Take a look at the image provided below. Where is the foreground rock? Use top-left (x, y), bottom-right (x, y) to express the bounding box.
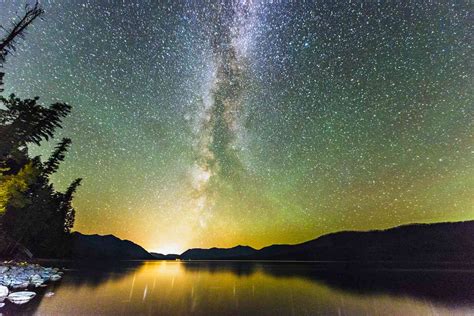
top-left (0, 262), bottom-right (63, 307)
top-left (0, 285), bottom-right (8, 297)
top-left (7, 291), bottom-right (36, 305)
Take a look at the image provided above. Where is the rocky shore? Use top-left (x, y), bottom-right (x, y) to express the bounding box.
top-left (0, 262), bottom-right (62, 307)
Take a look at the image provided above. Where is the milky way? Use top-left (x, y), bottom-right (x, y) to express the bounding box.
top-left (0, 1), bottom-right (472, 253)
top-left (189, 1), bottom-right (258, 229)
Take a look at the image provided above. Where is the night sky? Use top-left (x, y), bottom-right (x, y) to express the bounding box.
top-left (1, 1), bottom-right (472, 254)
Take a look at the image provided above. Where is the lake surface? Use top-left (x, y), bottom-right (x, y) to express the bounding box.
top-left (3, 260), bottom-right (474, 315)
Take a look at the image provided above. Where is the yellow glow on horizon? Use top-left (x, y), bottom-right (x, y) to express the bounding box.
top-left (152, 243), bottom-right (184, 255)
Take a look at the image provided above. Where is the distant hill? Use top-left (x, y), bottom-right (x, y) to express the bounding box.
top-left (178, 221), bottom-right (474, 262)
top-left (71, 232), bottom-right (154, 260)
top-left (150, 252), bottom-right (179, 260)
top-left (180, 245), bottom-right (256, 260)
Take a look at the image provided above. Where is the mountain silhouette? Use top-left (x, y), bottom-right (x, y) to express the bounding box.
top-left (178, 221), bottom-right (474, 262)
top-left (150, 252), bottom-right (180, 260)
top-left (71, 232), bottom-right (154, 260)
top-left (180, 245), bottom-right (256, 260)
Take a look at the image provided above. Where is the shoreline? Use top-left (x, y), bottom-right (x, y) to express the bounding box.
top-left (0, 261), bottom-right (63, 307)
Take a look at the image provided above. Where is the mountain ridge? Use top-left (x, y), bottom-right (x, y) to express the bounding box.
top-left (70, 220), bottom-right (474, 262)
top-left (71, 232), bottom-right (154, 260)
top-left (177, 220), bottom-right (474, 262)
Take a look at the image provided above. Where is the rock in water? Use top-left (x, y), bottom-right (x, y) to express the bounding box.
top-left (30, 274), bottom-right (44, 287)
top-left (7, 291), bottom-right (36, 305)
top-left (50, 274), bottom-right (62, 281)
top-left (0, 262), bottom-right (64, 306)
top-left (11, 280), bottom-right (29, 289)
top-left (0, 285), bottom-right (8, 298)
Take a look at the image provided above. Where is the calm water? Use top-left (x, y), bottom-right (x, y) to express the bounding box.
top-left (3, 261), bottom-right (474, 315)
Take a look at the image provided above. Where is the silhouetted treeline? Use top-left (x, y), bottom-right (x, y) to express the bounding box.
top-left (0, 2), bottom-right (82, 258)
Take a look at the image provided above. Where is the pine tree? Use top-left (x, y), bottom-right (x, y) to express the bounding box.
top-left (0, 95), bottom-right (71, 159)
top-left (42, 138), bottom-right (72, 176)
top-left (61, 178), bottom-right (82, 233)
top-left (0, 2), bottom-right (82, 258)
top-left (0, 2), bottom-right (43, 91)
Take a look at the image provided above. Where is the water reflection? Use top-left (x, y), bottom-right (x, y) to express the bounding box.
top-left (61, 260), bottom-right (145, 287)
top-left (2, 261), bottom-right (474, 315)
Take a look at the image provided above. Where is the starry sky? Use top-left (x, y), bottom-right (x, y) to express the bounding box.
top-left (1, 0), bottom-right (472, 254)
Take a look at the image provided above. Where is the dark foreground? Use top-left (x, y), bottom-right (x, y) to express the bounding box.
top-left (3, 260), bottom-right (474, 315)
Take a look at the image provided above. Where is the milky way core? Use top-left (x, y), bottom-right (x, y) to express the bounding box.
top-left (189, 2), bottom-right (257, 230)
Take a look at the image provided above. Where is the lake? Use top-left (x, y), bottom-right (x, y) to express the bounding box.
top-left (3, 260), bottom-right (474, 315)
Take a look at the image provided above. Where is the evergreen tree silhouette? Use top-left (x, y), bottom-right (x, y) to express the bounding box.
top-left (0, 2), bottom-right (43, 91)
top-left (0, 2), bottom-right (82, 258)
